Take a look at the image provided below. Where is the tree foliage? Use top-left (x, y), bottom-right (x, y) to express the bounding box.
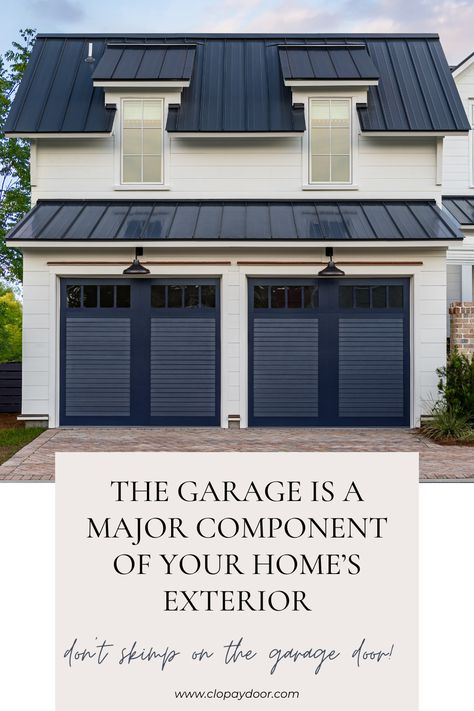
top-left (0, 29), bottom-right (36, 284)
top-left (0, 282), bottom-right (22, 361)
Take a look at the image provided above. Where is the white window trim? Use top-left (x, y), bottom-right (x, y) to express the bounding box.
top-left (302, 95), bottom-right (359, 190)
top-left (115, 96), bottom-right (169, 189)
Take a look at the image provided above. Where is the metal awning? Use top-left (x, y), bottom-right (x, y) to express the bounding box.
top-left (279, 44), bottom-right (379, 81)
top-left (92, 42), bottom-right (196, 82)
top-left (7, 199), bottom-right (463, 242)
top-left (443, 196), bottom-right (474, 225)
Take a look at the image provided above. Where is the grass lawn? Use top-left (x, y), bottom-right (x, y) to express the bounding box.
top-left (0, 426), bottom-right (45, 466)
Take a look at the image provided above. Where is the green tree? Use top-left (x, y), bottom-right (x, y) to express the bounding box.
top-left (0, 282), bottom-right (22, 361)
top-left (0, 29), bottom-right (36, 284)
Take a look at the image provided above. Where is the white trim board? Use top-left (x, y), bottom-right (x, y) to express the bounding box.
top-left (94, 80), bottom-right (190, 89)
top-left (13, 240), bottom-right (457, 249)
top-left (5, 132), bottom-right (114, 139)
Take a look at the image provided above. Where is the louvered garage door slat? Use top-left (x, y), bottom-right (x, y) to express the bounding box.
top-left (253, 319), bottom-right (319, 418)
top-left (65, 318), bottom-right (131, 417)
top-left (338, 319), bottom-right (405, 417)
top-left (150, 318), bottom-right (216, 417)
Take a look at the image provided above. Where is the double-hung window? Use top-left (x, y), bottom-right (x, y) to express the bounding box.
top-left (121, 99), bottom-right (163, 184)
top-left (310, 98), bottom-right (351, 184)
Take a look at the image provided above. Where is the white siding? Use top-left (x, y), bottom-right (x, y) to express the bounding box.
top-left (32, 133), bottom-right (439, 201)
top-left (443, 60), bottom-right (474, 195)
top-left (21, 254), bottom-right (51, 415)
top-left (444, 61), bottom-right (474, 301)
top-left (21, 245), bottom-right (447, 427)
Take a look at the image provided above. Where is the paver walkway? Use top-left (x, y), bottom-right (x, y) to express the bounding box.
top-left (0, 427), bottom-right (472, 481)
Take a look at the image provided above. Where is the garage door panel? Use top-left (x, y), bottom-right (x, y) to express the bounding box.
top-left (252, 318), bottom-right (319, 419)
top-left (338, 318), bottom-right (405, 418)
top-left (65, 318), bottom-right (131, 417)
top-left (150, 318), bottom-right (216, 419)
top-left (249, 278), bottom-right (409, 427)
top-left (61, 280), bottom-right (219, 426)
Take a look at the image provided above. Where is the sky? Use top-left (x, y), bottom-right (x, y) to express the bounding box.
top-left (0, 0), bottom-right (472, 65)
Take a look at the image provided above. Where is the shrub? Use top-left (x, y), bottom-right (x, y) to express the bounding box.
top-left (422, 402), bottom-right (474, 442)
top-left (437, 350), bottom-right (474, 424)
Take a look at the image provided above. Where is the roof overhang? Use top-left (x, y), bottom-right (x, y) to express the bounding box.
top-left (15, 240), bottom-right (456, 250)
top-left (359, 130), bottom-right (469, 137)
top-left (4, 132), bottom-right (114, 139)
top-left (165, 131), bottom-right (305, 137)
top-left (7, 199), bottom-right (463, 243)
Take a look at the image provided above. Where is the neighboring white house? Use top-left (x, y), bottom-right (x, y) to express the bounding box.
top-left (443, 51), bottom-right (474, 323)
top-left (4, 33), bottom-right (470, 429)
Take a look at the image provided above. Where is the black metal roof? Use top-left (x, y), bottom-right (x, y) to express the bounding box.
top-left (7, 199), bottom-right (463, 242)
top-left (4, 34), bottom-right (470, 134)
top-left (92, 43), bottom-right (197, 81)
top-left (443, 196), bottom-right (474, 225)
top-left (278, 44), bottom-right (379, 81)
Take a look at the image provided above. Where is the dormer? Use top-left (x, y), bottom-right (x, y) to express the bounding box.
top-left (277, 44), bottom-right (380, 189)
top-left (92, 41), bottom-right (196, 92)
top-left (278, 43), bottom-right (379, 105)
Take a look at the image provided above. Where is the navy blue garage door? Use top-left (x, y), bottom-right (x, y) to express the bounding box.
top-left (249, 278), bottom-right (410, 426)
top-left (60, 279), bottom-right (220, 426)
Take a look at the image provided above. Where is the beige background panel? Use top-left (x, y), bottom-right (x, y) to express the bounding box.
top-left (56, 452), bottom-right (418, 710)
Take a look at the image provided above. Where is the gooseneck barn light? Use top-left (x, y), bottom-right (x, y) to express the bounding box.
top-left (123, 247), bottom-right (150, 275)
top-left (318, 247), bottom-right (345, 277)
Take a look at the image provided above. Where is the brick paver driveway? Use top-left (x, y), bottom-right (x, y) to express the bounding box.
top-left (0, 427), bottom-right (472, 482)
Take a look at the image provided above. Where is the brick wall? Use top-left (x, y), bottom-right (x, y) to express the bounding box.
top-left (449, 302), bottom-right (474, 354)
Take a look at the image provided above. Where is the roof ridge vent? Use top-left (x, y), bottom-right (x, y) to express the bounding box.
top-left (85, 42), bottom-right (95, 63)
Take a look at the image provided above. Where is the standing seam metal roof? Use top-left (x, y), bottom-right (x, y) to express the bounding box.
top-left (7, 199), bottom-right (463, 241)
top-left (278, 44), bottom-right (380, 81)
top-left (3, 34), bottom-right (470, 134)
top-left (92, 43), bottom-right (197, 81)
top-left (443, 196), bottom-right (474, 225)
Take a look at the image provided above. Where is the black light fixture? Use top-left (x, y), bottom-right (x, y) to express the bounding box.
top-left (318, 247), bottom-right (345, 277)
top-left (123, 247), bottom-right (150, 275)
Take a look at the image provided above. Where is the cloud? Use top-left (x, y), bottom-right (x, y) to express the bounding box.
top-left (199, 0), bottom-right (474, 63)
top-left (29, 0), bottom-right (85, 22)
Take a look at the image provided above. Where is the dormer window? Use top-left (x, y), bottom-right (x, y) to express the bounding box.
top-left (121, 98), bottom-right (163, 184)
top-left (310, 98), bottom-right (351, 184)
